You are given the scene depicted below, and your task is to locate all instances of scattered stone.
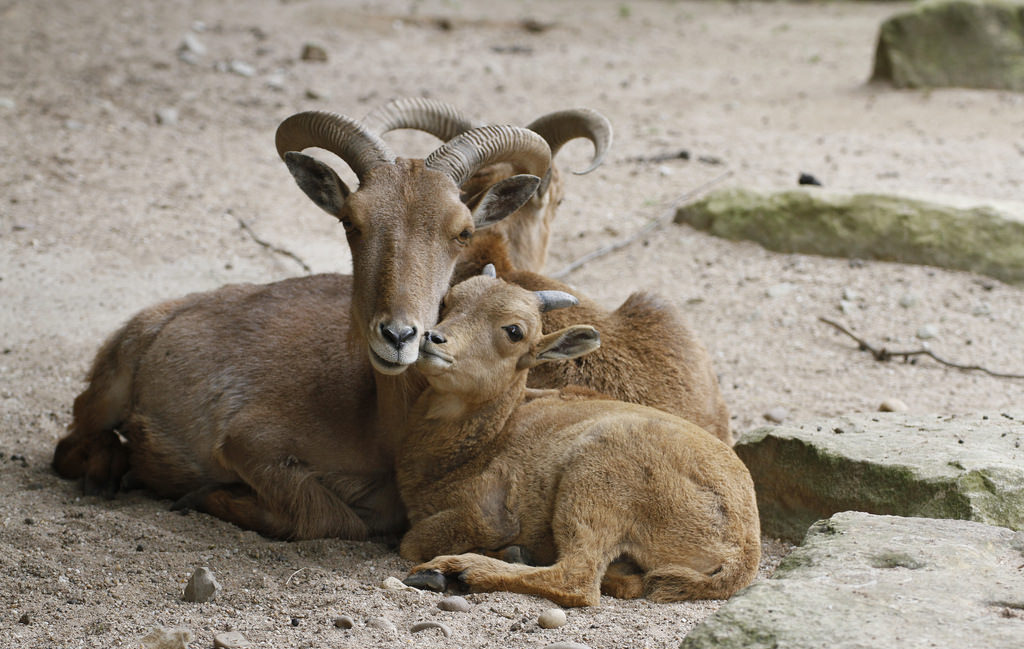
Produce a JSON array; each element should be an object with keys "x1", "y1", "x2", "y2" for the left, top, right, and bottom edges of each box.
[
  {"x1": 265, "y1": 73, "x2": 286, "y2": 91},
  {"x1": 675, "y1": 188, "x2": 1024, "y2": 286},
  {"x1": 538, "y1": 608, "x2": 567, "y2": 629},
  {"x1": 290, "y1": 617, "x2": 299, "y2": 627},
  {"x1": 411, "y1": 621, "x2": 452, "y2": 637},
  {"x1": 898, "y1": 293, "x2": 919, "y2": 308},
  {"x1": 304, "y1": 88, "x2": 330, "y2": 101},
  {"x1": 0, "y1": 97, "x2": 15, "y2": 110},
  {"x1": 841, "y1": 287, "x2": 858, "y2": 301},
  {"x1": 763, "y1": 407, "x2": 788, "y2": 424},
  {"x1": 18, "y1": 613, "x2": 30, "y2": 624},
  {"x1": 438, "y1": 595, "x2": 472, "y2": 612},
  {"x1": 878, "y1": 398, "x2": 908, "y2": 413},
  {"x1": 916, "y1": 324, "x2": 938, "y2": 340},
  {"x1": 838, "y1": 300, "x2": 855, "y2": 315},
  {"x1": 798, "y1": 172, "x2": 821, "y2": 186},
  {"x1": 972, "y1": 302, "x2": 992, "y2": 317},
  {"x1": 155, "y1": 107, "x2": 178, "y2": 126},
  {"x1": 543, "y1": 643, "x2": 592, "y2": 649},
  {"x1": 680, "y1": 512, "x2": 1024, "y2": 648},
  {"x1": 871, "y1": 0, "x2": 1024, "y2": 91},
  {"x1": 333, "y1": 615, "x2": 355, "y2": 629},
  {"x1": 367, "y1": 616, "x2": 397, "y2": 633},
  {"x1": 63, "y1": 119, "x2": 85, "y2": 131},
  {"x1": 300, "y1": 43, "x2": 328, "y2": 62},
  {"x1": 213, "y1": 631, "x2": 250, "y2": 648},
  {"x1": 228, "y1": 60, "x2": 256, "y2": 77},
  {"x1": 765, "y1": 282, "x2": 796, "y2": 298},
  {"x1": 179, "y1": 33, "x2": 206, "y2": 57},
  {"x1": 182, "y1": 566, "x2": 220, "y2": 603},
  {"x1": 381, "y1": 576, "x2": 420, "y2": 592},
  {"x1": 734, "y1": 412, "x2": 1024, "y2": 541},
  {"x1": 139, "y1": 627, "x2": 193, "y2": 649}
]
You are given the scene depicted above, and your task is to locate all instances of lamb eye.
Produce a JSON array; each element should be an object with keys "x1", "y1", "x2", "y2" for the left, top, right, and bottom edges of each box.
[{"x1": 503, "y1": 324, "x2": 524, "y2": 342}]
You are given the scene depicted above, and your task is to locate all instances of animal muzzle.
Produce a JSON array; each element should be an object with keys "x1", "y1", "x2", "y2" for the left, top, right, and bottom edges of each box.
[{"x1": 368, "y1": 320, "x2": 421, "y2": 374}]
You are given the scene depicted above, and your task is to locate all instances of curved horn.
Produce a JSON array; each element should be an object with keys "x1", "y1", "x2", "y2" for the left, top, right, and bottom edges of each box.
[
  {"x1": 526, "y1": 108, "x2": 613, "y2": 175},
  {"x1": 424, "y1": 125, "x2": 551, "y2": 188},
  {"x1": 275, "y1": 111, "x2": 395, "y2": 182},
  {"x1": 481, "y1": 263, "x2": 497, "y2": 278},
  {"x1": 535, "y1": 290, "x2": 578, "y2": 312},
  {"x1": 362, "y1": 97, "x2": 483, "y2": 141}
]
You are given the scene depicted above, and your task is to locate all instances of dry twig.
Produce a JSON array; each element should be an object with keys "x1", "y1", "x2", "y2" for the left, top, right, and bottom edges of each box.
[
  {"x1": 550, "y1": 170, "x2": 732, "y2": 279},
  {"x1": 819, "y1": 317, "x2": 1024, "y2": 380},
  {"x1": 237, "y1": 217, "x2": 313, "y2": 274}
]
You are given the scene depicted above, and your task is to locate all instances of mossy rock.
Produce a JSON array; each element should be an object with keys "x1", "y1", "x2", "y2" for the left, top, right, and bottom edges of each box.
[
  {"x1": 674, "y1": 187, "x2": 1024, "y2": 285},
  {"x1": 871, "y1": 0, "x2": 1024, "y2": 90}
]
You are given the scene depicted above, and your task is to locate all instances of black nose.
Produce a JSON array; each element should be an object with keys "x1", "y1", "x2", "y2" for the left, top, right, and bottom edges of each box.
[
  {"x1": 426, "y1": 331, "x2": 447, "y2": 345},
  {"x1": 380, "y1": 323, "x2": 418, "y2": 347}
]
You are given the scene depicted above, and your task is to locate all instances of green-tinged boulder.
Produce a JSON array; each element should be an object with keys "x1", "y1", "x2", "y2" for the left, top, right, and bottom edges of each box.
[
  {"x1": 871, "y1": 0, "x2": 1024, "y2": 90},
  {"x1": 734, "y1": 412, "x2": 1024, "y2": 541},
  {"x1": 680, "y1": 512, "x2": 1024, "y2": 649},
  {"x1": 674, "y1": 187, "x2": 1024, "y2": 285}
]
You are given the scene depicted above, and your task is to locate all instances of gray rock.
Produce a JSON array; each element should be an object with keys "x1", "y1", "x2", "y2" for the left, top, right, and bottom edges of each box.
[
  {"x1": 674, "y1": 188, "x2": 1024, "y2": 286},
  {"x1": 213, "y1": 631, "x2": 249, "y2": 648},
  {"x1": 680, "y1": 512, "x2": 1024, "y2": 649},
  {"x1": 155, "y1": 108, "x2": 178, "y2": 126},
  {"x1": 438, "y1": 595, "x2": 472, "y2": 612},
  {"x1": 300, "y1": 42, "x2": 328, "y2": 62},
  {"x1": 182, "y1": 566, "x2": 220, "y2": 603},
  {"x1": 139, "y1": 628, "x2": 193, "y2": 649},
  {"x1": 765, "y1": 282, "x2": 796, "y2": 298},
  {"x1": 899, "y1": 293, "x2": 919, "y2": 308},
  {"x1": 538, "y1": 608, "x2": 567, "y2": 629},
  {"x1": 367, "y1": 617, "x2": 397, "y2": 634},
  {"x1": 411, "y1": 621, "x2": 451, "y2": 637},
  {"x1": 333, "y1": 615, "x2": 354, "y2": 629},
  {"x1": 878, "y1": 398, "x2": 908, "y2": 413},
  {"x1": 178, "y1": 33, "x2": 206, "y2": 58},
  {"x1": 763, "y1": 407, "x2": 788, "y2": 424},
  {"x1": 0, "y1": 97, "x2": 15, "y2": 110},
  {"x1": 228, "y1": 60, "x2": 256, "y2": 77},
  {"x1": 871, "y1": 0, "x2": 1024, "y2": 91},
  {"x1": 735, "y1": 412, "x2": 1024, "y2": 541},
  {"x1": 916, "y1": 323, "x2": 938, "y2": 340}
]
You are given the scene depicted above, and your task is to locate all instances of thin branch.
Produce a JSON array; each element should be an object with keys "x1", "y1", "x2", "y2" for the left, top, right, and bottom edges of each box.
[
  {"x1": 237, "y1": 217, "x2": 313, "y2": 274},
  {"x1": 285, "y1": 567, "x2": 307, "y2": 585},
  {"x1": 818, "y1": 317, "x2": 1024, "y2": 380},
  {"x1": 549, "y1": 170, "x2": 733, "y2": 279}
]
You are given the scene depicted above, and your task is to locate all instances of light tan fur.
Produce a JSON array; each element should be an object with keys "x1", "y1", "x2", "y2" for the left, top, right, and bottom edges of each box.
[
  {"x1": 398, "y1": 276, "x2": 760, "y2": 606},
  {"x1": 454, "y1": 231, "x2": 732, "y2": 444}
]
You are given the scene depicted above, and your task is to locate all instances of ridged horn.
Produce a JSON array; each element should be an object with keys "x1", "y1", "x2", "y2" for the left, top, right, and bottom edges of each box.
[
  {"x1": 526, "y1": 108, "x2": 613, "y2": 175},
  {"x1": 362, "y1": 97, "x2": 483, "y2": 141},
  {"x1": 481, "y1": 263, "x2": 497, "y2": 278},
  {"x1": 535, "y1": 290, "x2": 579, "y2": 312},
  {"x1": 424, "y1": 125, "x2": 551, "y2": 188},
  {"x1": 275, "y1": 111, "x2": 395, "y2": 182}
]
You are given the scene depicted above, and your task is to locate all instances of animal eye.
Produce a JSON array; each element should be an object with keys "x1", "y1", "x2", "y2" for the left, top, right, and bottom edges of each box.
[
  {"x1": 503, "y1": 324, "x2": 524, "y2": 342},
  {"x1": 455, "y1": 228, "x2": 472, "y2": 245},
  {"x1": 340, "y1": 217, "x2": 359, "y2": 235}
]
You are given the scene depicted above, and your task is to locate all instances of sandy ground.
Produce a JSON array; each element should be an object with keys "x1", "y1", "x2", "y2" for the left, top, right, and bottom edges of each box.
[{"x1": 2, "y1": 1, "x2": 1023, "y2": 647}]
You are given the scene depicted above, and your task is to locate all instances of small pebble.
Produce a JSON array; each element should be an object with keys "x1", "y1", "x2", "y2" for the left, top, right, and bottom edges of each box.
[
  {"x1": 333, "y1": 615, "x2": 354, "y2": 629},
  {"x1": 265, "y1": 73, "x2": 286, "y2": 91},
  {"x1": 657, "y1": 165, "x2": 673, "y2": 177},
  {"x1": 228, "y1": 60, "x2": 256, "y2": 77},
  {"x1": 879, "y1": 398, "x2": 908, "y2": 413},
  {"x1": 381, "y1": 576, "x2": 419, "y2": 592},
  {"x1": 368, "y1": 617, "x2": 397, "y2": 633},
  {"x1": 0, "y1": 97, "x2": 15, "y2": 110},
  {"x1": 538, "y1": 608, "x2": 567, "y2": 629},
  {"x1": 898, "y1": 294, "x2": 919, "y2": 308},
  {"x1": 178, "y1": 33, "x2": 206, "y2": 58},
  {"x1": 304, "y1": 88, "x2": 330, "y2": 100},
  {"x1": 764, "y1": 407, "x2": 788, "y2": 424},
  {"x1": 543, "y1": 643, "x2": 592, "y2": 649},
  {"x1": 838, "y1": 300, "x2": 855, "y2": 314},
  {"x1": 182, "y1": 566, "x2": 220, "y2": 603},
  {"x1": 916, "y1": 324, "x2": 938, "y2": 340},
  {"x1": 139, "y1": 627, "x2": 193, "y2": 649},
  {"x1": 213, "y1": 631, "x2": 250, "y2": 648},
  {"x1": 841, "y1": 287, "x2": 859, "y2": 301},
  {"x1": 290, "y1": 617, "x2": 299, "y2": 627},
  {"x1": 798, "y1": 172, "x2": 822, "y2": 186},
  {"x1": 972, "y1": 302, "x2": 992, "y2": 316},
  {"x1": 411, "y1": 621, "x2": 452, "y2": 637},
  {"x1": 18, "y1": 613, "x2": 31, "y2": 624},
  {"x1": 300, "y1": 43, "x2": 328, "y2": 62},
  {"x1": 438, "y1": 595, "x2": 472, "y2": 612},
  {"x1": 155, "y1": 107, "x2": 178, "y2": 126}
]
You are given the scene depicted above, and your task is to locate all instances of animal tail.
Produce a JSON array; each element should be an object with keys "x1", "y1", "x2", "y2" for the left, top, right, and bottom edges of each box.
[{"x1": 643, "y1": 545, "x2": 760, "y2": 602}]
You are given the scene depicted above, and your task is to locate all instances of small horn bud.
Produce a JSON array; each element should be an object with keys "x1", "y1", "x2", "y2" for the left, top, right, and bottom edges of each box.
[
  {"x1": 535, "y1": 290, "x2": 578, "y2": 312},
  {"x1": 481, "y1": 264, "x2": 497, "y2": 278}
]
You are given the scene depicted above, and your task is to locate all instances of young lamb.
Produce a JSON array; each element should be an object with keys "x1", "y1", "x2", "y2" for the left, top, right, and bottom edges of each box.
[{"x1": 397, "y1": 269, "x2": 760, "y2": 606}]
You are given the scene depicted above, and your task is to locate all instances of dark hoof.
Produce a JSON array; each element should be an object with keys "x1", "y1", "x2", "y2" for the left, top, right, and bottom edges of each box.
[{"x1": 404, "y1": 570, "x2": 447, "y2": 592}]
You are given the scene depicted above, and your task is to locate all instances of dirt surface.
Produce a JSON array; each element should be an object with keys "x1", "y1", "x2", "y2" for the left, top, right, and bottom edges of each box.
[{"x1": 2, "y1": 1, "x2": 1023, "y2": 648}]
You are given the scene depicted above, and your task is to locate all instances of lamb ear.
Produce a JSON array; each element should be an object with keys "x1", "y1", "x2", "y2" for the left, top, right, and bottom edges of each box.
[
  {"x1": 471, "y1": 174, "x2": 541, "y2": 229},
  {"x1": 284, "y1": 152, "x2": 351, "y2": 217},
  {"x1": 519, "y1": 325, "x2": 600, "y2": 369}
]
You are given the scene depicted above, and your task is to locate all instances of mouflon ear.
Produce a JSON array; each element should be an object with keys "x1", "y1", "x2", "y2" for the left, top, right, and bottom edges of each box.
[
  {"x1": 518, "y1": 325, "x2": 600, "y2": 370},
  {"x1": 284, "y1": 152, "x2": 351, "y2": 217},
  {"x1": 470, "y1": 174, "x2": 541, "y2": 229}
]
